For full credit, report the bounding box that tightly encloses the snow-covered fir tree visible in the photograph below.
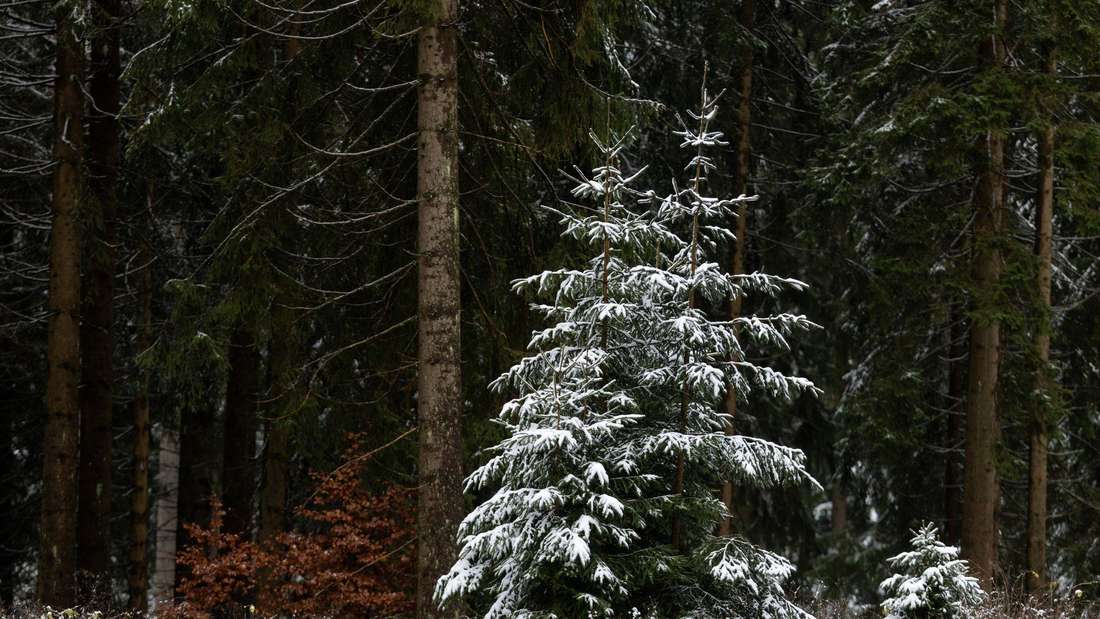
[617,76,819,619]
[434,128,663,618]
[437,78,820,618]
[880,523,985,619]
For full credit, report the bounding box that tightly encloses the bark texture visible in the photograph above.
[960,0,1007,585]
[37,5,84,607]
[720,0,754,538]
[1026,44,1056,593]
[77,0,122,581]
[416,0,464,613]
[223,326,259,537]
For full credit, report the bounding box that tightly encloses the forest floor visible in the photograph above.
[6,589,1100,619]
[7,599,1100,619]
[804,593,1100,618]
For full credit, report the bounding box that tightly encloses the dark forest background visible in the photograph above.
[2,0,1100,615]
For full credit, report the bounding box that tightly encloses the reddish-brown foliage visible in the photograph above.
[167,435,415,618]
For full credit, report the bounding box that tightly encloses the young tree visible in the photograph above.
[439,82,818,617]
[630,81,817,619]
[436,129,661,617]
[880,523,984,619]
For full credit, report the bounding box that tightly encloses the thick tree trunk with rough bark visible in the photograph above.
[415,0,464,613]
[961,0,1007,586]
[1026,44,1056,593]
[128,214,154,612]
[720,0,754,538]
[223,326,259,537]
[37,5,84,608]
[77,0,122,583]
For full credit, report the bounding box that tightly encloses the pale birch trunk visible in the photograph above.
[152,422,180,608]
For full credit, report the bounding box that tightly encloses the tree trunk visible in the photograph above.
[223,326,259,537]
[256,306,298,530]
[416,0,464,613]
[128,206,154,612]
[37,5,84,607]
[258,417,289,544]
[153,420,179,607]
[960,0,1007,585]
[256,301,295,611]
[77,0,122,583]
[720,0,754,538]
[1026,43,1056,594]
[176,403,218,590]
[254,31,302,610]
[943,305,966,546]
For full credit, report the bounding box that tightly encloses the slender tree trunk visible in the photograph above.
[37,4,84,607]
[152,419,179,607]
[77,0,122,583]
[128,201,154,612]
[720,0,754,538]
[222,326,259,537]
[961,0,1007,585]
[416,0,463,613]
[672,74,711,551]
[1026,43,1056,594]
[943,305,966,546]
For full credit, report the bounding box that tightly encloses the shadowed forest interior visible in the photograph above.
[2,0,1100,617]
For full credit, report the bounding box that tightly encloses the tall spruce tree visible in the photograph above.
[38,0,84,606]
